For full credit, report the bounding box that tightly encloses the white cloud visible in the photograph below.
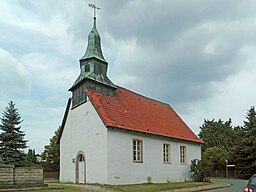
[15,52,79,109]
[204,39,227,55]
[15,98,65,153]
[0,47,31,95]
[20,52,76,91]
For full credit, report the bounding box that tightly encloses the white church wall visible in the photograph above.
[107,128,201,184]
[60,99,108,183]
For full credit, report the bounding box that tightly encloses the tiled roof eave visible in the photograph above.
[106,125,204,144]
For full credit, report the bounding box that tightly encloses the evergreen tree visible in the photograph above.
[199,118,235,151]
[41,127,60,171]
[0,101,27,166]
[27,148,38,166]
[233,106,256,178]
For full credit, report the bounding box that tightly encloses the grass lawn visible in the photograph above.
[29,187,89,192]
[22,181,211,192]
[101,182,212,192]
[25,183,90,192]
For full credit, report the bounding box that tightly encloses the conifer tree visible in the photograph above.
[199,118,235,151]
[27,148,37,166]
[233,106,256,178]
[0,101,27,166]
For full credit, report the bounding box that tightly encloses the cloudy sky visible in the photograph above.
[1,0,256,153]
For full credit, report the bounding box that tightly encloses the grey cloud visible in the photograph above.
[99,1,256,114]
[14,0,254,113]
[101,0,256,46]
[1,0,256,151]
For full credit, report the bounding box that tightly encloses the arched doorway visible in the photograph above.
[76,152,86,183]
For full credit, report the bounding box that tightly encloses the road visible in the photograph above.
[208,178,248,192]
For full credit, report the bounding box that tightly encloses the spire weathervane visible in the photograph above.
[89,1,101,19]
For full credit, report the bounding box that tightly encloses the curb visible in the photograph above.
[167,182,231,192]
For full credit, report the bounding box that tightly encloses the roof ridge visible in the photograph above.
[116,85,170,106]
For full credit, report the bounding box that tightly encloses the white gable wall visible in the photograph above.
[60,99,108,183]
[107,128,201,184]
[60,99,202,184]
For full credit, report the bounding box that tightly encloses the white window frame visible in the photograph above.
[132,139,143,163]
[163,143,171,164]
[180,145,187,164]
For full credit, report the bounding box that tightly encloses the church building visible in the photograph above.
[59,11,203,184]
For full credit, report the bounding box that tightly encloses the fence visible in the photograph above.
[210,168,237,178]
[0,164,47,189]
[43,171,59,180]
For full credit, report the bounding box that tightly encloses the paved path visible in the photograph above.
[208,178,248,192]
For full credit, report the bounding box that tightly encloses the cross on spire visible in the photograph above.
[89,1,101,19]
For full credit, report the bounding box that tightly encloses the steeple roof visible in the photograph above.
[81,17,107,63]
[69,15,116,95]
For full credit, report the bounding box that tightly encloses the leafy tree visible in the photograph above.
[199,119,236,152]
[203,146,229,171]
[233,106,256,178]
[190,159,211,182]
[41,127,60,171]
[0,101,27,166]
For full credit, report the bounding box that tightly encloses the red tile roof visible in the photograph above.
[86,87,203,144]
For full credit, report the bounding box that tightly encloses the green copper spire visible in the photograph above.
[80,17,106,62]
[69,6,116,108]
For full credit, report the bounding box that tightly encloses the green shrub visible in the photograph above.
[190,159,210,182]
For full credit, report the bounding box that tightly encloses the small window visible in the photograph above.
[180,146,187,164]
[163,143,171,163]
[133,139,143,163]
[85,65,90,72]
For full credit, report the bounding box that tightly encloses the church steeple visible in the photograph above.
[69,5,116,108]
[80,17,106,63]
